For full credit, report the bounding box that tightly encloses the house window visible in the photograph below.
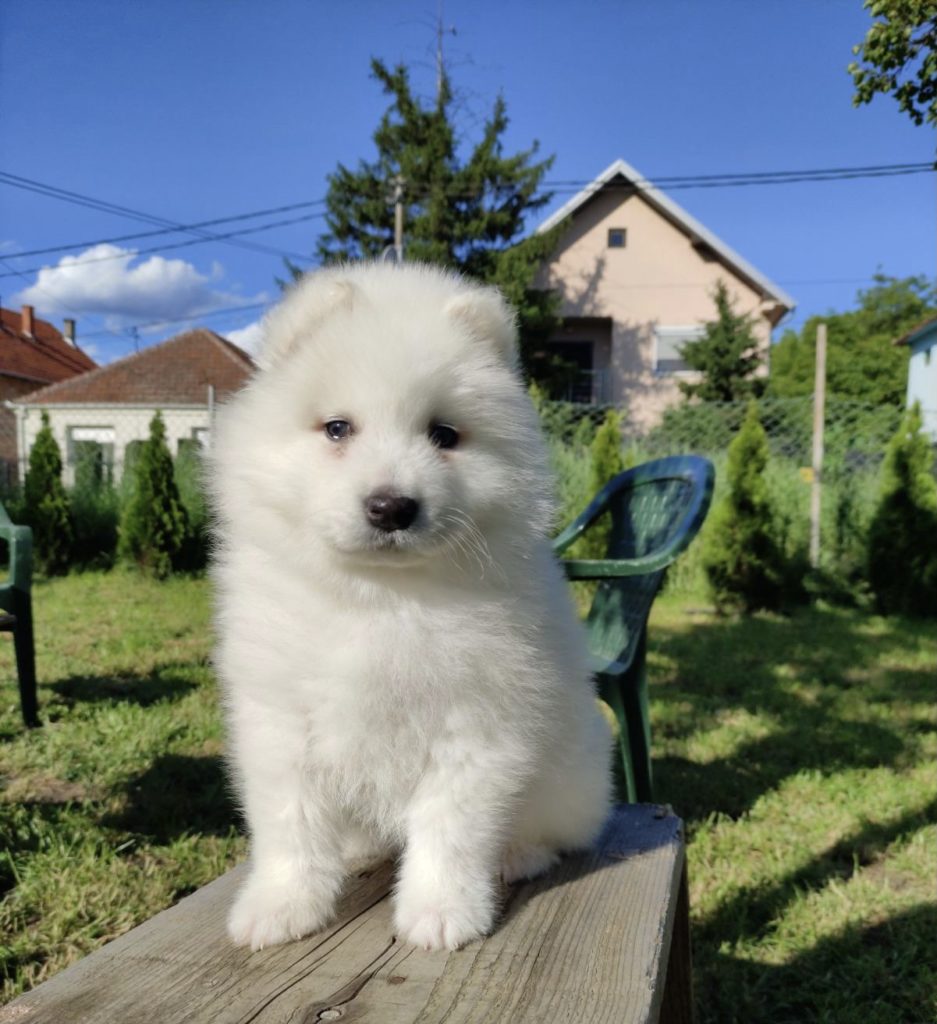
[607,228,627,249]
[534,340,597,403]
[654,327,704,375]
[191,426,211,448]
[68,426,115,485]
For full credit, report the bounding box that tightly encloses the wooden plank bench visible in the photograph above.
[0,804,692,1024]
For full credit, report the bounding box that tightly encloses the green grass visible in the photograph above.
[649,593,936,1024]
[0,571,244,1002]
[0,572,934,1022]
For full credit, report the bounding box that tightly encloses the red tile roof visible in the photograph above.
[21,328,254,406]
[0,307,98,385]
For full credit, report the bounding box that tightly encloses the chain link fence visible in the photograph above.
[538,395,917,590]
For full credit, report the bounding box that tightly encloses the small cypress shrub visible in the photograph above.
[174,439,209,571]
[867,403,937,616]
[23,412,72,575]
[575,409,627,559]
[119,412,188,578]
[69,446,119,569]
[703,401,785,612]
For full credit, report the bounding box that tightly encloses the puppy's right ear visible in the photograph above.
[256,276,356,370]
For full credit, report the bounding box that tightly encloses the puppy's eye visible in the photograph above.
[429,422,459,450]
[324,419,352,441]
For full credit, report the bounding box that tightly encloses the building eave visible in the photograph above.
[536,157,797,313]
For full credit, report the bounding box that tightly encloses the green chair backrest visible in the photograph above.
[554,456,715,673]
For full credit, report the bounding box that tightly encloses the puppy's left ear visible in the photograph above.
[444,286,518,366]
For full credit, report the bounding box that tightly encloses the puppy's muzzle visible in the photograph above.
[364,491,420,532]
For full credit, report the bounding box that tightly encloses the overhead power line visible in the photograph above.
[6,197,328,260]
[78,301,270,340]
[0,210,326,280]
[0,171,318,264]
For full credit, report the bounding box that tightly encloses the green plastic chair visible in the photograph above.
[0,502,38,727]
[553,455,715,803]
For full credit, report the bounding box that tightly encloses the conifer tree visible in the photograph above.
[678,281,764,402]
[578,410,627,559]
[703,401,784,611]
[119,412,188,578]
[867,403,937,616]
[23,411,72,575]
[304,59,562,377]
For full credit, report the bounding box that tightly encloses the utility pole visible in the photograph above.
[435,0,455,104]
[392,175,405,263]
[809,321,827,568]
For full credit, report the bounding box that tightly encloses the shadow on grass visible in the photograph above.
[48,666,198,708]
[647,602,935,1023]
[697,795,937,948]
[650,604,932,823]
[103,753,241,843]
[696,902,937,1024]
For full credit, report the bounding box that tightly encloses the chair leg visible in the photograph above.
[599,672,637,804]
[12,595,38,728]
[620,630,653,803]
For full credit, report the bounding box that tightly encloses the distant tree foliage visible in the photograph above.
[23,412,72,576]
[703,402,785,612]
[678,281,765,402]
[305,59,563,378]
[867,403,937,616]
[768,274,934,405]
[119,412,188,578]
[849,0,937,127]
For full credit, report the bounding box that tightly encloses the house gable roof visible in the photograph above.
[0,307,98,385]
[19,328,254,406]
[894,315,937,347]
[536,158,796,311]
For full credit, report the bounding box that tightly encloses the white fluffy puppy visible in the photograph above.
[209,262,611,952]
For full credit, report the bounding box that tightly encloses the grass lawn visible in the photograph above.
[0,572,934,1022]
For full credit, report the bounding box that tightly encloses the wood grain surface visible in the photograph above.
[1,804,687,1024]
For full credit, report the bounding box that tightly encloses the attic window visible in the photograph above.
[607,228,627,249]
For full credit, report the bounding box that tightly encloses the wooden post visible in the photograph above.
[810,322,827,568]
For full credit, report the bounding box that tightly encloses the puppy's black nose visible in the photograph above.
[364,491,420,532]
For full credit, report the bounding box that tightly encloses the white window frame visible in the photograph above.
[653,326,704,376]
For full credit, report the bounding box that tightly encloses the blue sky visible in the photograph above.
[1,0,933,364]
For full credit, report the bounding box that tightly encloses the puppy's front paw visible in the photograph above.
[395,896,494,951]
[228,875,335,950]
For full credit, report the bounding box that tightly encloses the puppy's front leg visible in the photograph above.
[227,703,344,950]
[394,758,518,951]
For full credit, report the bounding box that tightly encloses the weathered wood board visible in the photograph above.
[1,804,687,1024]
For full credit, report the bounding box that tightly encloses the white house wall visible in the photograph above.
[17,404,211,485]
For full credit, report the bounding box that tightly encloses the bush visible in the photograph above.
[67,475,119,573]
[23,412,72,575]
[702,401,787,612]
[119,412,188,578]
[174,440,209,571]
[572,409,627,559]
[867,403,937,616]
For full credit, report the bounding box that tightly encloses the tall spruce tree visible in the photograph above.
[678,280,764,402]
[23,411,72,575]
[304,59,562,376]
[119,412,188,578]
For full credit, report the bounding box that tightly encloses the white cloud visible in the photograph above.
[13,244,265,326]
[226,319,265,354]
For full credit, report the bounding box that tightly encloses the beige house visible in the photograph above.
[535,158,795,431]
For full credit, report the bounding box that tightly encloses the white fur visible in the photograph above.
[209,262,612,952]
